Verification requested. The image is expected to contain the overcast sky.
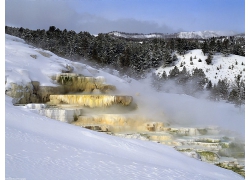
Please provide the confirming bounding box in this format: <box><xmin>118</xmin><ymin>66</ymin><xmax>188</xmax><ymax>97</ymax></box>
<box><xmin>5</xmin><ymin>0</ymin><xmax>245</xmax><ymax>34</ymax></box>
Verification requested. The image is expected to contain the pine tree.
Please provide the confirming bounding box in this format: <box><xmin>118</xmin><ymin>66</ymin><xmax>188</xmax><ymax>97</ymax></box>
<box><xmin>172</xmin><ymin>54</ymin><xmax>178</xmax><ymax>61</ymax></box>
<box><xmin>206</xmin><ymin>80</ymin><xmax>213</xmax><ymax>90</ymax></box>
<box><xmin>190</xmin><ymin>68</ymin><xmax>207</xmax><ymax>93</ymax></box>
<box><xmin>177</xmin><ymin>66</ymin><xmax>189</xmax><ymax>85</ymax></box>
<box><xmin>202</xmin><ymin>40</ymin><xmax>209</xmax><ymax>55</ymax></box>
<box><xmin>169</xmin><ymin>66</ymin><xmax>180</xmax><ymax>79</ymax></box>
<box><xmin>161</xmin><ymin>71</ymin><xmax>167</xmax><ymax>80</ymax></box>
<box><xmin>228</xmin><ymin>75</ymin><xmax>245</xmax><ymax>107</ymax></box>
<box><xmin>216</xmin><ymin>79</ymin><xmax>229</xmax><ymax>100</ymax></box>
<box><xmin>163</xmin><ymin>50</ymin><xmax>172</xmax><ymax>67</ymax></box>
<box><xmin>205</xmin><ymin>53</ymin><xmax>213</xmax><ymax>65</ymax></box>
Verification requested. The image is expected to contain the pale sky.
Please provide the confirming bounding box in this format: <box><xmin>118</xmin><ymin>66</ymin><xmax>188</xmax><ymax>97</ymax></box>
<box><xmin>5</xmin><ymin>0</ymin><xmax>245</xmax><ymax>34</ymax></box>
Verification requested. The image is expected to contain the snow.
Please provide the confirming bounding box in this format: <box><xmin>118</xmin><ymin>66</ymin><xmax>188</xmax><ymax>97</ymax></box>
<box><xmin>155</xmin><ymin>49</ymin><xmax>245</xmax><ymax>85</ymax></box>
<box><xmin>110</xmin><ymin>31</ymin><xmax>164</xmax><ymax>39</ymax></box>
<box><xmin>5</xmin><ymin>34</ymin><xmax>126</xmax><ymax>89</ymax></box>
<box><xmin>176</xmin><ymin>31</ymin><xmax>237</xmax><ymax>39</ymax></box>
<box><xmin>5</xmin><ymin>34</ymin><xmax>245</xmax><ymax>179</ymax></box>
<box><xmin>109</xmin><ymin>31</ymin><xmax>237</xmax><ymax>39</ymax></box>
<box><xmin>5</xmin><ymin>95</ymin><xmax>244</xmax><ymax>180</ymax></box>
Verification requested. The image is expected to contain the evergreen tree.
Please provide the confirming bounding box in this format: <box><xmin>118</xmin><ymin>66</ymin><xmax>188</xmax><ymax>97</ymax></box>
<box><xmin>206</xmin><ymin>80</ymin><xmax>213</xmax><ymax>90</ymax></box>
<box><xmin>205</xmin><ymin>53</ymin><xmax>213</xmax><ymax>65</ymax></box>
<box><xmin>190</xmin><ymin>68</ymin><xmax>207</xmax><ymax>94</ymax></box>
<box><xmin>161</xmin><ymin>71</ymin><xmax>167</xmax><ymax>80</ymax></box>
<box><xmin>228</xmin><ymin>75</ymin><xmax>245</xmax><ymax>107</ymax></box>
<box><xmin>216</xmin><ymin>40</ymin><xmax>222</xmax><ymax>53</ymax></box>
<box><xmin>177</xmin><ymin>66</ymin><xmax>189</xmax><ymax>85</ymax></box>
<box><xmin>169</xmin><ymin>66</ymin><xmax>180</xmax><ymax>79</ymax></box>
<box><xmin>202</xmin><ymin>40</ymin><xmax>209</xmax><ymax>55</ymax></box>
<box><xmin>172</xmin><ymin>54</ymin><xmax>178</xmax><ymax>61</ymax></box>
<box><xmin>163</xmin><ymin>50</ymin><xmax>172</xmax><ymax>67</ymax></box>
<box><xmin>216</xmin><ymin>79</ymin><xmax>229</xmax><ymax>100</ymax></box>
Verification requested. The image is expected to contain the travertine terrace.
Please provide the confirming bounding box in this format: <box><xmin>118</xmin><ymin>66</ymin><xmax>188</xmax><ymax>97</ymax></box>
<box><xmin>14</xmin><ymin>72</ymin><xmax>245</xmax><ymax>177</ymax></box>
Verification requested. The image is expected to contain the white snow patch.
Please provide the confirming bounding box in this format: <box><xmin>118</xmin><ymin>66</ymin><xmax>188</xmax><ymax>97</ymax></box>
<box><xmin>155</xmin><ymin>49</ymin><xmax>245</xmax><ymax>85</ymax></box>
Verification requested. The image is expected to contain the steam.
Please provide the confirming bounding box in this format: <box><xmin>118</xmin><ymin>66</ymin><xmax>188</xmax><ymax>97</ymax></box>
<box><xmin>98</xmin><ymin>68</ymin><xmax>245</xmax><ymax>140</ymax></box>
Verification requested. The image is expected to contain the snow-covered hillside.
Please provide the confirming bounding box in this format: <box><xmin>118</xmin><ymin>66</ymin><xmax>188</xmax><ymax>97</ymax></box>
<box><xmin>108</xmin><ymin>30</ymin><xmax>238</xmax><ymax>39</ymax></box>
<box><xmin>5</xmin><ymin>34</ymin><xmax>245</xmax><ymax>179</ymax></box>
<box><xmin>108</xmin><ymin>31</ymin><xmax>164</xmax><ymax>39</ymax></box>
<box><xmin>155</xmin><ymin>49</ymin><xmax>245</xmax><ymax>85</ymax></box>
<box><xmin>5</xmin><ymin>34</ymin><xmax>126</xmax><ymax>89</ymax></box>
<box><xmin>174</xmin><ymin>31</ymin><xmax>237</xmax><ymax>39</ymax></box>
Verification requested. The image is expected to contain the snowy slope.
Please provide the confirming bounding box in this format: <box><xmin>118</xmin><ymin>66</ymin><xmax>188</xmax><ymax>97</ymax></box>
<box><xmin>175</xmin><ymin>31</ymin><xmax>237</xmax><ymax>39</ymax></box>
<box><xmin>155</xmin><ymin>49</ymin><xmax>245</xmax><ymax>85</ymax></box>
<box><xmin>5</xmin><ymin>34</ymin><xmax>245</xmax><ymax>179</ymax></box>
<box><xmin>109</xmin><ymin>31</ymin><xmax>164</xmax><ymax>39</ymax></box>
<box><xmin>108</xmin><ymin>31</ymin><xmax>238</xmax><ymax>39</ymax></box>
<box><xmin>5</xmin><ymin>34</ymin><xmax>126</xmax><ymax>89</ymax></box>
<box><xmin>5</xmin><ymin>96</ymin><xmax>244</xmax><ymax>180</ymax></box>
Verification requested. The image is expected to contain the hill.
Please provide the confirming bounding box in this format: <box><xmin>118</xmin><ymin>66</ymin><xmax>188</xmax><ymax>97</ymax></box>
<box><xmin>108</xmin><ymin>30</ymin><xmax>239</xmax><ymax>39</ymax></box>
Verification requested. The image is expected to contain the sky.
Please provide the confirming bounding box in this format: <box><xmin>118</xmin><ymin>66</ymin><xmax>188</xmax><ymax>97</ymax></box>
<box><xmin>4</xmin><ymin>0</ymin><xmax>245</xmax><ymax>34</ymax></box>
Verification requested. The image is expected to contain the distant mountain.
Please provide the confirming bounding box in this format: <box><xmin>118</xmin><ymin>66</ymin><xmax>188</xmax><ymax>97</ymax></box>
<box><xmin>172</xmin><ymin>31</ymin><xmax>237</xmax><ymax>39</ymax></box>
<box><xmin>108</xmin><ymin>31</ymin><xmax>165</xmax><ymax>39</ymax></box>
<box><xmin>233</xmin><ymin>33</ymin><xmax>245</xmax><ymax>38</ymax></box>
<box><xmin>108</xmin><ymin>30</ymin><xmax>240</xmax><ymax>39</ymax></box>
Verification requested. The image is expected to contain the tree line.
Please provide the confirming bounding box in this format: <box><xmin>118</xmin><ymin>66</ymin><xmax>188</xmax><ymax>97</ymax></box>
<box><xmin>5</xmin><ymin>26</ymin><xmax>245</xmax><ymax>106</ymax></box>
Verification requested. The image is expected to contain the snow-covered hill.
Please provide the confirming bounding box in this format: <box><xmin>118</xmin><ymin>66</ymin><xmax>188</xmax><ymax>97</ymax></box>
<box><xmin>173</xmin><ymin>31</ymin><xmax>237</xmax><ymax>39</ymax></box>
<box><xmin>155</xmin><ymin>49</ymin><xmax>245</xmax><ymax>85</ymax></box>
<box><xmin>108</xmin><ymin>30</ymin><xmax>239</xmax><ymax>39</ymax></box>
<box><xmin>5</xmin><ymin>34</ymin><xmax>245</xmax><ymax>179</ymax></box>
<box><xmin>108</xmin><ymin>31</ymin><xmax>164</xmax><ymax>39</ymax></box>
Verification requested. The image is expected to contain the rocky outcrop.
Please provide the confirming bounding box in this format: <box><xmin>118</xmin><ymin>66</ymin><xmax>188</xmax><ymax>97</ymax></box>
<box><xmin>5</xmin><ymin>82</ymin><xmax>64</xmax><ymax>104</ymax></box>
<box><xmin>72</xmin><ymin>114</ymin><xmax>153</xmax><ymax>132</ymax></box>
<box><xmin>49</xmin><ymin>95</ymin><xmax>133</xmax><ymax>108</ymax></box>
<box><xmin>39</xmin><ymin>108</ymin><xmax>83</xmax><ymax>123</ymax></box>
<box><xmin>26</xmin><ymin>103</ymin><xmax>47</xmax><ymax>110</ymax></box>
<box><xmin>5</xmin><ymin>73</ymin><xmax>116</xmax><ymax>104</ymax></box>
<box><xmin>54</xmin><ymin>73</ymin><xmax>116</xmax><ymax>93</ymax></box>
<box><xmin>197</xmin><ymin>151</ymin><xmax>220</xmax><ymax>162</ymax></box>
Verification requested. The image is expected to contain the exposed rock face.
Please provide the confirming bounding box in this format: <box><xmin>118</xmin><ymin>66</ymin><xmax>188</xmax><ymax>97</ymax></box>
<box><xmin>54</xmin><ymin>73</ymin><xmax>116</xmax><ymax>93</ymax></box>
<box><xmin>39</xmin><ymin>108</ymin><xmax>83</xmax><ymax>123</ymax></box>
<box><xmin>5</xmin><ymin>73</ymin><xmax>116</xmax><ymax>104</ymax></box>
<box><xmin>72</xmin><ymin>114</ymin><xmax>151</xmax><ymax>132</ymax></box>
<box><xmin>148</xmin><ymin>134</ymin><xmax>173</xmax><ymax>142</ymax></box>
<box><xmin>180</xmin><ymin>151</ymin><xmax>202</xmax><ymax>161</ymax></box>
<box><xmin>49</xmin><ymin>95</ymin><xmax>133</xmax><ymax>108</ymax></box>
<box><xmin>5</xmin><ymin>82</ymin><xmax>65</xmax><ymax>104</ymax></box>
<box><xmin>6</xmin><ymin>82</ymin><xmax>35</xmax><ymax>104</ymax></box>
<box><xmin>145</xmin><ymin>122</ymin><xmax>165</xmax><ymax>132</ymax></box>
<box><xmin>198</xmin><ymin>151</ymin><xmax>220</xmax><ymax>162</ymax></box>
<box><xmin>26</xmin><ymin>103</ymin><xmax>47</xmax><ymax>110</ymax></box>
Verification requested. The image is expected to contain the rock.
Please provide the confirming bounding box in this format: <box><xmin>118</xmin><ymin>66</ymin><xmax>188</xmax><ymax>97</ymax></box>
<box><xmin>62</xmin><ymin>64</ymin><xmax>74</xmax><ymax>73</ymax></box>
<box><xmin>148</xmin><ymin>134</ymin><xmax>173</xmax><ymax>142</ymax></box>
<box><xmin>37</xmin><ymin>50</ymin><xmax>52</xmax><ymax>58</ymax></box>
<box><xmin>5</xmin><ymin>82</ymin><xmax>65</xmax><ymax>104</ymax></box>
<box><xmin>30</xmin><ymin>54</ymin><xmax>37</xmax><ymax>59</ymax></box>
<box><xmin>26</xmin><ymin>103</ymin><xmax>47</xmax><ymax>110</ymax></box>
<box><xmin>180</xmin><ymin>151</ymin><xmax>202</xmax><ymax>161</ymax></box>
<box><xmin>39</xmin><ymin>108</ymin><xmax>83</xmax><ymax>123</ymax></box>
<box><xmin>6</xmin><ymin>82</ymin><xmax>36</xmax><ymax>104</ymax></box>
<box><xmin>198</xmin><ymin>151</ymin><xmax>220</xmax><ymax>162</ymax></box>
<box><xmin>49</xmin><ymin>95</ymin><xmax>133</xmax><ymax>108</ymax></box>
